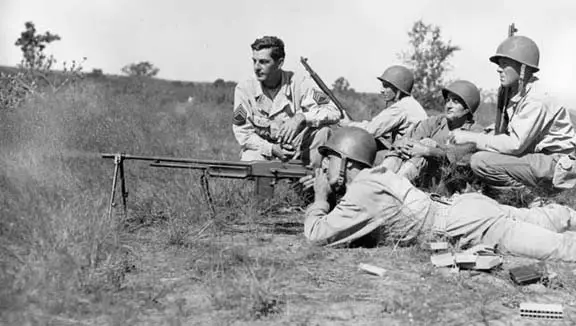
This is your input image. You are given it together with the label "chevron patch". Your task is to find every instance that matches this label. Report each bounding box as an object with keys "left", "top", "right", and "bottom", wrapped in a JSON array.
[
  {"left": 313, "top": 90, "right": 330, "bottom": 105},
  {"left": 233, "top": 104, "right": 247, "bottom": 126}
]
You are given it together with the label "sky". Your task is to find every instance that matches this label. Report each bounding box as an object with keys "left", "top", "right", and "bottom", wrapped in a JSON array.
[{"left": 1, "top": 0, "right": 576, "bottom": 107}]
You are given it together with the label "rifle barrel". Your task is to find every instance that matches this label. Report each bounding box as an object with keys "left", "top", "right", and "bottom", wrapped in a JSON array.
[
  {"left": 102, "top": 153, "right": 251, "bottom": 167},
  {"left": 101, "top": 153, "right": 304, "bottom": 167},
  {"left": 150, "top": 163, "right": 251, "bottom": 179}
]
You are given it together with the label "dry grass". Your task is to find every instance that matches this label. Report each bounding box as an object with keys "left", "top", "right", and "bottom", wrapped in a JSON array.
[{"left": 1, "top": 75, "right": 575, "bottom": 325}]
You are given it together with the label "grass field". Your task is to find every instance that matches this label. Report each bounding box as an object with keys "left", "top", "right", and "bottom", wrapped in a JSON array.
[{"left": 1, "top": 74, "right": 576, "bottom": 325}]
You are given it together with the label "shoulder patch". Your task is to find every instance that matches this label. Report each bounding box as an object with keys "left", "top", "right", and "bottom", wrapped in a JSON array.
[
  {"left": 233, "top": 104, "right": 247, "bottom": 126},
  {"left": 313, "top": 90, "right": 330, "bottom": 105}
]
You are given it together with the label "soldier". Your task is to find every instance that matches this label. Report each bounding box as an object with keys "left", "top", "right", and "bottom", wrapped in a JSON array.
[
  {"left": 450, "top": 36, "right": 576, "bottom": 201},
  {"left": 232, "top": 36, "right": 341, "bottom": 166},
  {"left": 305, "top": 127, "right": 576, "bottom": 261},
  {"left": 342, "top": 65, "right": 428, "bottom": 147},
  {"left": 383, "top": 80, "right": 483, "bottom": 184}
]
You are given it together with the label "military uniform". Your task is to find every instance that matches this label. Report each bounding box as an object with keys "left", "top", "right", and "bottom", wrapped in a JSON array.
[
  {"left": 232, "top": 70, "right": 341, "bottom": 165},
  {"left": 304, "top": 166, "right": 576, "bottom": 261},
  {"left": 342, "top": 96, "right": 427, "bottom": 143},
  {"left": 461, "top": 79, "right": 576, "bottom": 191},
  {"left": 382, "top": 115, "right": 483, "bottom": 181}
]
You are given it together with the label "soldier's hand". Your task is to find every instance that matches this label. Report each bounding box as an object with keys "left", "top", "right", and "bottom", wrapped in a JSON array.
[
  {"left": 278, "top": 113, "right": 306, "bottom": 144},
  {"left": 299, "top": 175, "right": 315, "bottom": 191},
  {"left": 449, "top": 130, "right": 477, "bottom": 145},
  {"left": 272, "top": 143, "right": 296, "bottom": 161},
  {"left": 313, "top": 167, "right": 331, "bottom": 202},
  {"left": 400, "top": 140, "right": 430, "bottom": 158}
]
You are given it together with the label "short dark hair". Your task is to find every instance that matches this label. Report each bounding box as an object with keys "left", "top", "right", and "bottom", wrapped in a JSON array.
[{"left": 251, "top": 36, "right": 285, "bottom": 61}]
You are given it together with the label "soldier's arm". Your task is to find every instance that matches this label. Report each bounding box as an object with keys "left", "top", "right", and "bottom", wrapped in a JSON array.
[
  {"left": 407, "top": 116, "right": 438, "bottom": 141},
  {"left": 344, "top": 106, "right": 406, "bottom": 138},
  {"left": 298, "top": 76, "right": 342, "bottom": 127},
  {"left": 467, "top": 101, "right": 547, "bottom": 155},
  {"left": 232, "top": 85, "right": 274, "bottom": 158},
  {"left": 304, "top": 198, "right": 374, "bottom": 246}
]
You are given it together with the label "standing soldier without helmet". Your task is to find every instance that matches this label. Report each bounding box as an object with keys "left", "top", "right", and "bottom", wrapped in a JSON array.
[
  {"left": 232, "top": 36, "right": 341, "bottom": 166},
  {"left": 450, "top": 35, "right": 576, "bottom": 202},
  {"left": 383, "top": 80, "right": 483, "bottom": 185},
  {"left": 341, "top": 65, "right": 428, "bottom": 149}
]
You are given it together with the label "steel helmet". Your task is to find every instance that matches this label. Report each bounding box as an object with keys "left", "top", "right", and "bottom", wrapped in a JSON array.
[
  {"left": 489, "top": 35, "right": 540, "bottom": 71},
  {"left": 318, "top": 127, "right": 377, "bottom": 167},
  {"left": 377, "top": 65, "right": 414, "bottom": 95},
  {"left": 442, "top": 80, "right": 481, "bottom": 113}
]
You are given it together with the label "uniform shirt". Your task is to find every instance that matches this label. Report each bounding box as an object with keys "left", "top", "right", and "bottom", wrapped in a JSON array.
[
  {"left": 343, "top": 96, "right": 428, "bottom": 142},
  {"left": 304, "top": 166, "right": 435, "bottom": 247},
  {"left": 232, "top": 70, "right": 341, "bottom": 158},
  {"left": 464, "top": 79, "right": 576, "bottom": 156},
  {"left": 407, "top": 114, "right": 482, "bottom": 145},
  {"left": 407, "top": 115, "right": 483, "bottom": 163}
]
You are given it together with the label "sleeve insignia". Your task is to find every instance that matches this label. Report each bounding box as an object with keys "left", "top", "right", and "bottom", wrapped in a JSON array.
[
  {"left": 233, "top": 104, "right": 247, "bottom": 126},
  {"left": 313, "top": 90, "right": 330, "bottom": 105}
]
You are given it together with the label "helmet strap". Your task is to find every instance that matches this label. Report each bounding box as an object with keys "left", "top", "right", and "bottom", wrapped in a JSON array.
[
  {"left": 518, "top": 64, "right": 526, "bottom": 97},
  {"left": 336, "top": 156, "right": 347, "bottom": 188}
]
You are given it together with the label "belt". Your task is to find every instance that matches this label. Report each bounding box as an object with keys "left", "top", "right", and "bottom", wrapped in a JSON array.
[{"left": 422, "top": 194, "right": 452, "bottom": 233}]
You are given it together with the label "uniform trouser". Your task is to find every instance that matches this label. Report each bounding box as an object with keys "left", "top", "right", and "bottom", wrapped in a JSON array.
[
  {"left": 240, "top": 126, "right": 331, "bottom": 167},
  {"left": 431, "top": 192, "right": 576, "bottom": 261},
  {"left": 470, "top": 151, "right": 560, "bottom": 193}
]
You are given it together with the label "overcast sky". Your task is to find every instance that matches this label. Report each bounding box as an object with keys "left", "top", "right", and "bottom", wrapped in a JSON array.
[{"left": 1, "top": 0, "right": 575, "bottom": 107}]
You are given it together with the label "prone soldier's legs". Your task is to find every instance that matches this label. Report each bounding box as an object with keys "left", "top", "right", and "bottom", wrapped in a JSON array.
[{"left": 433, "top": 192, "right": 576, "bottom": 261}]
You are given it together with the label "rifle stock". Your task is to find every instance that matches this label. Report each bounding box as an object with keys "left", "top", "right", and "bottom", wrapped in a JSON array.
[
  {"left": 301, "top": 57, "right": 392, "bottom": 149},
  {"left": 101, "top": 153, "right": 312, "bottom": 218},
  {"left": 300, "top": 57, "right": 351, "bottom": 120}
]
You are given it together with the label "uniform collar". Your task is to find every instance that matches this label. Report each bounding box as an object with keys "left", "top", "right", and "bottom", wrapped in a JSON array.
[
  {"left": 441, "top": 114, "right": 475, "bottom": 130},
  {"left": 254, "top": 70, "right": 292, "bottom": 102}
]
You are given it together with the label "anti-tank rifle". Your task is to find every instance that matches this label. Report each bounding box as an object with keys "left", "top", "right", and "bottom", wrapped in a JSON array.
[{"left": 101, "top": 153, "right": 312, "bottom": 219}]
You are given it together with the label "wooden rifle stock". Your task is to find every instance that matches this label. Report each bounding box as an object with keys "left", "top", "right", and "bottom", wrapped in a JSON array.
[{"left": 300, "top": 57, "right": 351, "bottom": 120}]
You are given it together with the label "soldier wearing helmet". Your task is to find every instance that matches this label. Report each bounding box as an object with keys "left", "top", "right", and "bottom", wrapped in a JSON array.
[
  {"left": 233, "top": 36, "right": 341, "bottom": 166},
  {"left": 379, "top": 80, "right": 484, "bottom": 185},
  {"left": 304, "top": 127, "right": 576, "bottom": 262},
  {"left": 341, "top": 65, "right": 427, "bottom": 148},
  {"left": 450, "top": 35, "right": 576, "bottom": 202}
]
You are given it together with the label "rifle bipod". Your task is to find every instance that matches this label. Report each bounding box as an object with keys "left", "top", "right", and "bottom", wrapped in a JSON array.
[
  {"left": 107, "top": 153, "right": 129, "bottom": 221},
  {"left": 200, "top": 170, "right": 217, "bottom": 218}
]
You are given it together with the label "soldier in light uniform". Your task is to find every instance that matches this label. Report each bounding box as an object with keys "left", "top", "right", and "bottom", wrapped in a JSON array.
[
  {"left": 305, "top": 127, "right": 576, "bottom": 261},
  {"left": 450, "top": 36, "right": 576, "bottom": 199},
  {"left": 341, "top": 65, "right": 428, "bottom": 147},
  {"left": 232, "top": 36, "right": 342, "bottom": 166},
  {"left": 384, "top": 80, "right": 484, "bottom": 183}
]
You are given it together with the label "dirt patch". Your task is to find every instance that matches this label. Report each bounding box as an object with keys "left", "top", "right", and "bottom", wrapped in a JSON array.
[{"left": 67, "top": 211, "right": 576, "bottom": 325}]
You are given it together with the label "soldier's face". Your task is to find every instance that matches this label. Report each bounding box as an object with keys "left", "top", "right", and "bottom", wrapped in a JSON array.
[
  {"left": 323, "top": 154, "right": 343, "bottom": 187},
  {"left": 444, "top": 94, "right": 470, "bottom": 122},
  {"left": 252, "top": 49, "right": 283, "bottom": 83},
  {"left": 380, "top": 82, "right": 397, "bottom": 102},
  {"left": 496, "top": 57, "right": 521, "bottom": 87}
]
